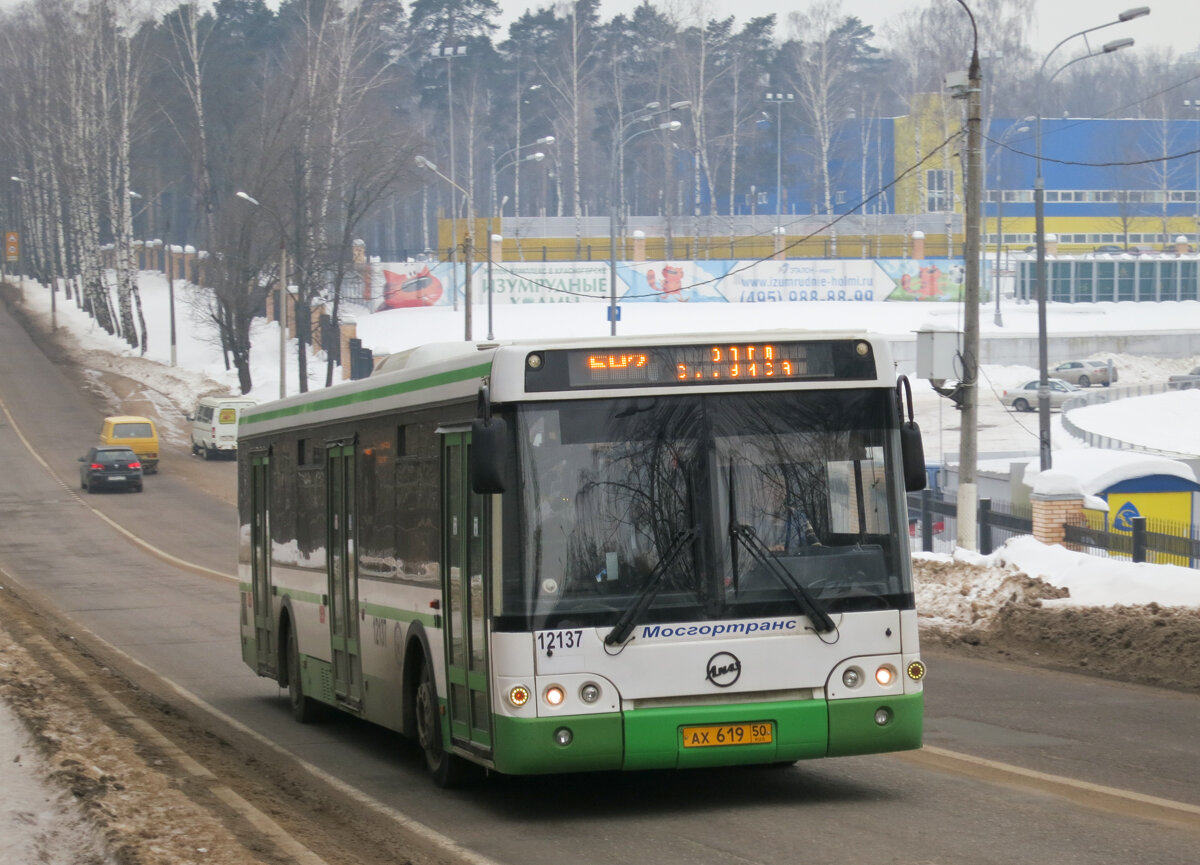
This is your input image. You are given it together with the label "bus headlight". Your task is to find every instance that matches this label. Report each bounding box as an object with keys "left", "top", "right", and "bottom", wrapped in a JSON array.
[
  {"left": 554, "top": 727, "right": 573, "bottom": 746},
  {"left": 842, "top": 667, "right": 863, "bottom": 688},
  {"left": 544, "top": 684, "right": 566, "bottom": 707},
  {"left": 875, "top": 665, "right": 896, "bottom": 687},
  {"left": 874, "top": 707, "right": 893, "bottom": 726},
  {"left": 580, "top": 682, "right": 601, "bottom": 703},
  {"left": 508, "top": 685, "right": 531, "bottom": 707}
]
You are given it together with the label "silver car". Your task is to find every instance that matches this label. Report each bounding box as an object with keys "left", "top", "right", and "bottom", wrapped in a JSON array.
[
  {"left": 1003, "top": 378, "right": 1081, "bottom": 412},
  {"left": 1052, "top": 359, "right": 1116, "bottom": 387}
]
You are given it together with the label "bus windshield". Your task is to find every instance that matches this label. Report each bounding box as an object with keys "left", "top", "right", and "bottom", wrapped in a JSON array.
[{"left": 509, "top": 391, "right": 913, "bottom": 632}]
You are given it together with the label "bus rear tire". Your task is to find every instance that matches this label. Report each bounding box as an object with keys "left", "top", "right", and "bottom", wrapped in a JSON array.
[
  {"left": 415, "top": 658, "right": 477, "bottom": 788},
  {"left": 287, "top": 626, "right": 325, "bottom": 724}
]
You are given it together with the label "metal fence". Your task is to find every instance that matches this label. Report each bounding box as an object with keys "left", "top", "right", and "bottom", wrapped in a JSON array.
[
  {"left": 1061, "top": 383, "right": 1199, "bottom": 460},
  {"left": 1063, "top": 513, "right": 1200, "bottom": 567},
  {"left": 906, "top": 491, "right": 1031, "bottom": 555},
  {"left": 908, "top": 490, "right": 1200, "bottom": 569}
]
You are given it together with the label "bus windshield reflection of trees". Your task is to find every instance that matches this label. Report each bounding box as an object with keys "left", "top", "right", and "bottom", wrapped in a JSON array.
[{"left": 511, "top": 391, "right": 912, "bottom": 631}]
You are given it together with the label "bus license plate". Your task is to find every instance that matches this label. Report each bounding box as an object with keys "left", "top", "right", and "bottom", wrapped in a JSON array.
[{"left": 681, "top": 722, "right": 773, "bottom": 748}]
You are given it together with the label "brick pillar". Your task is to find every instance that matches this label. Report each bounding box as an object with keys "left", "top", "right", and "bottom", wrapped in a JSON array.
[
  {"left": 310, "top": 304, "right": 325, "bottom": 352},
  {"left": 340, "top": 320, "right": 357, "bottom": 380},
  {"left": 1030, "top": 469, "right": 1085, "bottom": 548},
  {"left": 911, "top": 230, "right": 925, "bottom": 259},
  {"left": 632, "top": 230, "right": 646, "bottom": 262}
]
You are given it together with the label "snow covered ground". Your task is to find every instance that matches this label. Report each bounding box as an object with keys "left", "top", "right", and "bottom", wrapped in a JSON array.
[{"left": 2, "top": 272, "right": 1199, "bottom": 860}]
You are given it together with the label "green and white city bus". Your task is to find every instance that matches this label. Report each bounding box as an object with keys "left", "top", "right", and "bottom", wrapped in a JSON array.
[{"left": 237, "top": 331, "right": 929, "bottom": 786}]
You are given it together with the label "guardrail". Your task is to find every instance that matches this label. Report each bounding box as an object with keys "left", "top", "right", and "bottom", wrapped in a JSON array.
[{"left": 1061, "top": 383, "right": 1197, "bottom": 459}]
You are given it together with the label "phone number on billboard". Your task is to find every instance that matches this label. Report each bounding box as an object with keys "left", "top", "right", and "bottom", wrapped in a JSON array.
[{"left": 736, "top": 289, "right": 875, "bottom": 302}]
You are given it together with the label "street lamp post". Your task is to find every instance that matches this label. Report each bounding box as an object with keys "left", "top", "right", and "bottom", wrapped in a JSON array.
[
  {"left": 235, "top": 190, "right": 290, "bottom": 398},
  {"left": 491, "top": 140, "right": 551, "bottom": 218},
  {"left": 431, "top": 44, "right": 466, "bottom": 298},
  {"left": 609, "top": 117, "right": 684, "bottom": 335},
  {"left": 1035, "top": 8, "right": 1146, "bottom": 471},
  {"left": 948, "top": 0, "right": 983, "bottom": 552},
  {"left": 488, "top": 233, "right": 501, "bottom": 341},
  {"left": 416, "top": 155, "right": 476, "bottom": 340},
  {"left": 1186, "top": 98, "right": 1200, "bottom": 242},
  {"left": 615, "top": 101, "right": 690, "bottom": 245},
  {"left": 990, "top": 120, "right": 1031, "bottom": 326},
  {"left": 764, "top": 92, "right": 794, "bottom": 217}
]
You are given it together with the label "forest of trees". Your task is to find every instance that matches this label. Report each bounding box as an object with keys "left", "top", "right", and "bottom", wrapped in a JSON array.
[{"left": 0, "top": 0, "right": 1194, "bottom": 392}]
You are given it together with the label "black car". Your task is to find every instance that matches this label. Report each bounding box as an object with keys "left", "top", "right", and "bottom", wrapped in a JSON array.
[{"left": 79, "top": 445, "right": 144, "bottom": 493}]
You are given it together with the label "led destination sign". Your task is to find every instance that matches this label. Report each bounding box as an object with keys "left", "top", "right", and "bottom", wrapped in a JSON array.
[{"left": 524, "top": 339, "right": 877, "bottom": 392}]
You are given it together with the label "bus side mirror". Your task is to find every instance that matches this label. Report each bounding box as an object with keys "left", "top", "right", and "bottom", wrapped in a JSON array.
[
  {"left": 896, "top": 375, "right": 926, "bottom": 491},
  {"left": 900, "top": 423, "right": 926, "bottom": 492},
  {"left": 470, "top": 418, "right": 508, "bottom": 494}
]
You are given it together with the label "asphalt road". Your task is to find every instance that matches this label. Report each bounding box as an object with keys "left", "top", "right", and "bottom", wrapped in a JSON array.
[{"left": 1, "top": 288, "right": 1198, "bottom": 864}]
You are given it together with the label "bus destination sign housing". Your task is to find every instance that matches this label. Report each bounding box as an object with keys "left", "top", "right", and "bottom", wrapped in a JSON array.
[{"left": 524, "top": 339, "right": 876, "bottom": 391}]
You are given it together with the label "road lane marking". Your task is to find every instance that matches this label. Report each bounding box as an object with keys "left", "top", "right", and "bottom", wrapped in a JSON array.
[
  {"left": 895, "top": 745, "right": 1200, "bottom": 831},
  {"left": 0, "top": 397, "right": 235, "bottom": 582}
]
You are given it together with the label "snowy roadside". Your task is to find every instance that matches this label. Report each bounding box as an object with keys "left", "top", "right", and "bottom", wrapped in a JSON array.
[
  {"left": 2, "top": 278, "right": 1199, "bottom": 861},
  {"left": 0, "top": 593, "right": 274, "bottom": 865}
]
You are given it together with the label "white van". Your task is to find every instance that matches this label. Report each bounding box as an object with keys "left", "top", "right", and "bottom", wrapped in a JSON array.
[{"left": 189, "top": 397, "right": 256, "bottom": 459}]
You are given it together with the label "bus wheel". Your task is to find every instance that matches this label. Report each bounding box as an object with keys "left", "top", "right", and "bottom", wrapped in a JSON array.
[
  {"left": 415, "top": 658, "right": 476, "bottom": 788},
  {"left": 287, "top": 626, "right": 324, "bottom": 724}
]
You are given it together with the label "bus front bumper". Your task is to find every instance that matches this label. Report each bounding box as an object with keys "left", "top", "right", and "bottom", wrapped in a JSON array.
[{"left": 490, "top": 692, "right": 923, "bottom": 775}]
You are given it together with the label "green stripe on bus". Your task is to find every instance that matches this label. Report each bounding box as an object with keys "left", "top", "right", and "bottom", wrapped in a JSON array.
[
  {"left": 278, "top": 588, "right": 325, "bottom": 606},
  {"left": 241, "top": 362, "right": 492, "bottom": 427},
  {"left": 362, "top": 601, "right": 438, "bottom": 628}
]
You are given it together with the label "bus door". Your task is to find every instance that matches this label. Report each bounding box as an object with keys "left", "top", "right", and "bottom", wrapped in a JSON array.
[
  {"left": 440, "top": 430, "right": 493, "bottom": 756},
  {"left": 250, "top": 451, "right": 275, "bottom": 676},
  {"left": 327, "top": 441, "right": 363, "bottom": 709}
]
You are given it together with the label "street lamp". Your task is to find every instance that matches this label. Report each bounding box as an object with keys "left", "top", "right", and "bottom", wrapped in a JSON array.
[
  {"left": 431, "top": 44, "right": 467, "bottom": 274},
  {"left": 235, "top": 190, "right": 290, "bottom": 398},
  {"left": 1034, "top": 8, "right": 1146, "bottom": 471},
  {"left": 948, "top": 0, "right": 983, "bottom": 552},
  {"left": 490, "top": 140, "right": 551, "bottom": 218},
  {"left": 609, "top": 118, "right": 684, "bottom": 335},
  {"left": 615, "top": 101, "right": 690, "bottom": 240},
  {"left": 1185, "top": 98, "right": 1200, "bottom": 242},
  {"left": 764, "top": 92, "right": 794, "bottom": 217},
  {"left": 416, "top": 155, "right": 476, "bottom": 340},
  {"left": 989, "top": 119, "right": 1032, "bottom": 326}
]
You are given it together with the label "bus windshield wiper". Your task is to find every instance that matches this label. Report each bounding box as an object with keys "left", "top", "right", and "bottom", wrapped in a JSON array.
[
  {"left": 725, "top": 461, "right": 834, "bottom": 632},
  {"left": 729, "top": 523, "right": 835, "bottom": 632},
  {"left": 603, "top": 526, "right": 697, "bottom": 646}
]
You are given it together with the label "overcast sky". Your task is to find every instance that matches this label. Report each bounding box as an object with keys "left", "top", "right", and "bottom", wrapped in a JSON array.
[{"left": 495, "top": 0, "right": 1195, "bottom": 56}]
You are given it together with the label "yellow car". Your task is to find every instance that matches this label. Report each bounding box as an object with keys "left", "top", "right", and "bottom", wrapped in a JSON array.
[{"left": 99, "top": 415, "right": 160, "bottom": 474}]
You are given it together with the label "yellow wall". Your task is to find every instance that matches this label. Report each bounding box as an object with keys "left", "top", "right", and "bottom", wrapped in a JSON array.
[
  {"left": 893, "top": 93, "right": 964, "bottom": 217},
  {"left": 1105, "top": 491, "right": 1195, "bottom": 566}
]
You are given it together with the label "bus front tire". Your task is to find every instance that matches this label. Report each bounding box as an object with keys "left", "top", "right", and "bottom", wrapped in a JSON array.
[
  {"left": 415, "top": 658, "right": 477, "bottom": 788},
  {"left": 287, "top": 626, "right": 324, "bottom": 724}
]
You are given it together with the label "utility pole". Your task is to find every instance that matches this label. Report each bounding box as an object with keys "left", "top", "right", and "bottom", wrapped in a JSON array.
[{"left": 954, "top": 5, "right": 983, "bottom": 551}]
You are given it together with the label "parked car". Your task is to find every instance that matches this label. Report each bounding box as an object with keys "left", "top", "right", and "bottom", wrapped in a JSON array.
[
  {"left": 79, "top": 445, "right": 144, "bottom": 493},
  {"left": 1167, "top": 366, "right": 1200, "bottom": 390},
  {"left": 1052, "top": 359, "right": 1117, "bottom": 387},
  {"left": 1093, "top": 244, "right": 1126, "bottom": 255},
  {"left": 188, "top": 396, "right": 256, "bottom": 460},
  {"left": 1002, "top": 378, "right": 1081, "bottom": 412}
]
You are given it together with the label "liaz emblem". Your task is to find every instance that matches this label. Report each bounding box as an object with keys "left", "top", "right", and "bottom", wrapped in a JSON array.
[{"left": 705, "top": 651, "right": 742, "bottom": 688}]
